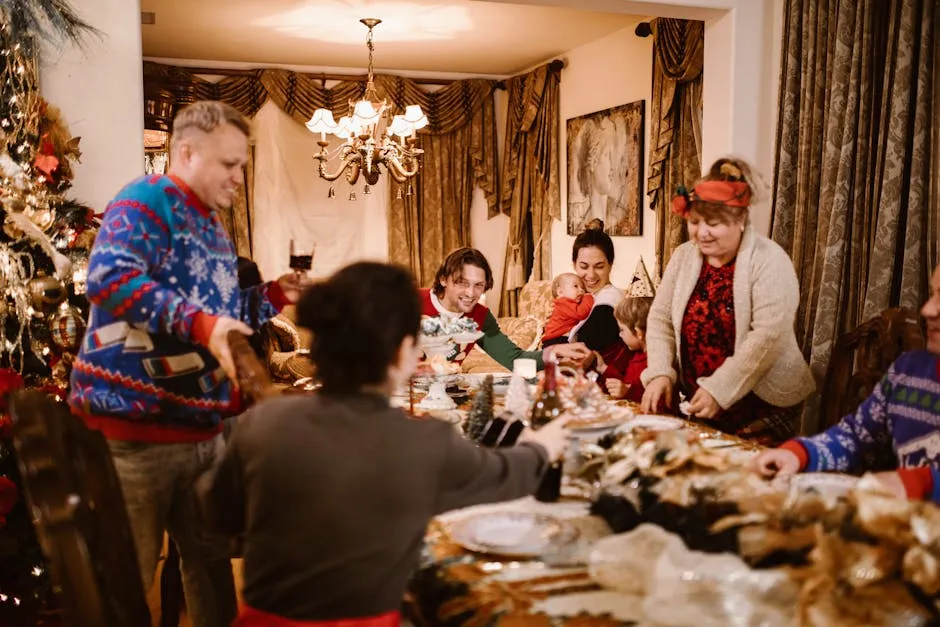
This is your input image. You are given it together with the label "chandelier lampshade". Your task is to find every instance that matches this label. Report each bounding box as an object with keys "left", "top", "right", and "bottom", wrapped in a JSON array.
[{"left": 306, "top": 18, "right": 425, "bottom": 195}]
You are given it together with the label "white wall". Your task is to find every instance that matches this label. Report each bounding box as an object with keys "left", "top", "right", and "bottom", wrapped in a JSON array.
[
  {"left": 701, "top": 0, "right": 783, "bottom": 235},
  {"left": 552, "top": 23, "right": 656, "bottom": 289},
  {"left": 39, "top": 0, "right": 144, "bottom": 212}
]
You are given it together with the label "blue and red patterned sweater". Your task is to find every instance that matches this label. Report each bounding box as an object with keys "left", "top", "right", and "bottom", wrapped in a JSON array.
[
  {"left": 783, "top": 350, "right": 940, "bottom": 502},
  {"left": 68, "top": 175, "right": 287, "bottom": 442}
]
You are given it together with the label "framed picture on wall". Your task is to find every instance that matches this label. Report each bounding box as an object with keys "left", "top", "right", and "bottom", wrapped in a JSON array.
[{"left": 566, "top": 100, "right": 645, "bottom": 236}]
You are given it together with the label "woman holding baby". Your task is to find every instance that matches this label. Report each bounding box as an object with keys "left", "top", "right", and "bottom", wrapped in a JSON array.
[
  {"left": 567, "top": 219, "right": 628, "bottom": 366},
  {"left": 640, "top": 158, "right": 814, "bottom": 445}
]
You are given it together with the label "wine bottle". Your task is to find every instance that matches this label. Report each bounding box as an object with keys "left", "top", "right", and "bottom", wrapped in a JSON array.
[
  {"left": 530, "top": 357, "right": 563, "bottom": 427},
  {"left": 534, "top": 463, "right": 562, "bottom": 502},
  {"left": 530, "top": 356, "right": 564, "bottom": 502},
  {"left": 497, "top": 417, "right": 525, "bottom": 447},
  {"left": 478, "top": 417, "right": 507, "bottom": 447}
]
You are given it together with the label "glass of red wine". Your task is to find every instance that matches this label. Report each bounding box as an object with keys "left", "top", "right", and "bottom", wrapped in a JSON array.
[{"left": 289, "top": 239, "right": 315, "bottom": 276}]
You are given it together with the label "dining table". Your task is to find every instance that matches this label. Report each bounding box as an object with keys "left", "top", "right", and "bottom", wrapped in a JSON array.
[{"left": 400, "top": 382, "right": 765, "bottom": 627}]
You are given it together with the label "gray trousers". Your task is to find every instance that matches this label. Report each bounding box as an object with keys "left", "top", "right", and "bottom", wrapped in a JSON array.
[{"left": 108, "top": 434, "right": 237, "bottom": 627}]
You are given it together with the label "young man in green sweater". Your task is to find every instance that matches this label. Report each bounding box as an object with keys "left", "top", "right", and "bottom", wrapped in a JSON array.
[{"left": 419, "top": 247, "right": 590, "bottom": 370}]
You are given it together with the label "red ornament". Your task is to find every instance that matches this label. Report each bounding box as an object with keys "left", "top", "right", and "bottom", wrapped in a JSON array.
[
  {"left": 0, "top": 476, "right": 18, "bottom": 530},
  {"left": 0, "top": 369, "right": 24, "bottom": 414}
]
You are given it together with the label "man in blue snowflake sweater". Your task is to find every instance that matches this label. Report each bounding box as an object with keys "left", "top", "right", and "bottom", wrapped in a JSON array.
[
  {"left": 68, "top": 101, "right": 303, "bottom": 627},
  {"left": 755, "top": 263, "right": 940, "bottom": 503}
]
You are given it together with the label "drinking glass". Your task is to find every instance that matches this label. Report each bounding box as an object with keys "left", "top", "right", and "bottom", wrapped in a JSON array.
[{"left": 289, "top": 239, "right": 316, "bottom": 276}]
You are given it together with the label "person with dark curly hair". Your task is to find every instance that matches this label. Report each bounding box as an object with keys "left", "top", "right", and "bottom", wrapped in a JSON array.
[{"left": 198, "top": 261, "right": 572, "bottom": 626}]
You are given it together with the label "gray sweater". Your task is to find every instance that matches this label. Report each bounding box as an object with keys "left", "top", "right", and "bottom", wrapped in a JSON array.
[{"left": 198, "top": 391, "right": 548, "bottom": 620}]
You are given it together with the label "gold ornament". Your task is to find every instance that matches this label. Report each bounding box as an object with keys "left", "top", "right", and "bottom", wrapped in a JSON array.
[
  {"left": 28, "top": 275, "right": 66, "bottom": 312},
  {"left": 25, "top": 206, "right": 54, "bottom": 231}
]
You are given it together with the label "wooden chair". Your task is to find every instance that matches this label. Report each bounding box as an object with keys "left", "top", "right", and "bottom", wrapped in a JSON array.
[
  {"left": 819, "top": 307, "right": 925, "bottom": 431},
  {"left": 9, "top": 390, "right": 151, "bottom": 627}
]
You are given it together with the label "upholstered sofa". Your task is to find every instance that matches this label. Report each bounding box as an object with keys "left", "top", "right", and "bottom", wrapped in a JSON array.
[{"left": 461, "top": 280, "right": 554, "bottom": 373}]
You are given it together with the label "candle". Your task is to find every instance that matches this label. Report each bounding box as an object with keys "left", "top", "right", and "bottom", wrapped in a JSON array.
[{"left": 513, "top": 358, "right": 537, "bottom": 380}]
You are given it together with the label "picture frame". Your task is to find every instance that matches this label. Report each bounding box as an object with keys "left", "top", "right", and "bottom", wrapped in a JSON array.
[{"left": 566, "top": 100, "right": 645, "bottom": 236}]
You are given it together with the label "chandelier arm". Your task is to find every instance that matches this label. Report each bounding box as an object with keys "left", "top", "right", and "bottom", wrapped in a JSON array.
[
  {"left": 384, "top": 157, "right": 407, "bottom": 184},
  {"left": 345, "top": 161, "right": 362, "bottom": 185},
  {"left": 387, "top": 155, "right": 420, "bottom": 181},
  {"left": 316, "top": 154, "right": 358, "bottom": 182}
]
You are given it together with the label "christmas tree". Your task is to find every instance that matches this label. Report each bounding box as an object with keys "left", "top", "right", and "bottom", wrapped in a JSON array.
[
  {"left": 0, "top": 1, "right": 99, "bottom": 623},
  {"left": 464, "top": 375, "right": 494, "bottom": 442}
]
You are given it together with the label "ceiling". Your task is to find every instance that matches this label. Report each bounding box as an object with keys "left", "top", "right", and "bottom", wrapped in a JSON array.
[{"left": 139, "top": 0, "right": 647, "bottom": 76}]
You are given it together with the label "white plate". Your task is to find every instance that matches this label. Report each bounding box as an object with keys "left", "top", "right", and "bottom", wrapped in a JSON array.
[
  {"left": 699, "top": 435, "right": 740, "bottom": 449},
  {"left": 617, "top": 414, "right": 684, "bottom": 433},
  {"left": 449, "top": 511, "right": 579, "bottom": 558},
  {"left": 785, "top": 473, "right": 858, "bottom": 498},
  {"left": 417, "top": 394, "right": 457, "bottom": 411},
  {"left": 462, "top": 373, "right": 513, "bottom": 386},
  {"left": 451, "top": 331, "right": 484, "bottom": 345},
  {"left": 569, "top": 417, "right": 630, "bottom": 432}
]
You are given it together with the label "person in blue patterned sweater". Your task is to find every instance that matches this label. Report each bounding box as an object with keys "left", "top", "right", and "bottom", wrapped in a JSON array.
[
  {"left": 754, "top": 263, "right": 940, "bottom": 502},
  {"left": 68, "top": 101, "right": 303, "bottom": 627}
]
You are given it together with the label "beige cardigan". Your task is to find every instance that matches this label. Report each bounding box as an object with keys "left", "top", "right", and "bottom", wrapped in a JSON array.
[{"left": 641, "top": 226, "right": 815, "bottom": 409}]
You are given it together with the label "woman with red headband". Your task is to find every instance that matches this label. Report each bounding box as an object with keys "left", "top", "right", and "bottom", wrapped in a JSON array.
[{"left": 639, "top": 158, "right": 814, "bottom": 444}]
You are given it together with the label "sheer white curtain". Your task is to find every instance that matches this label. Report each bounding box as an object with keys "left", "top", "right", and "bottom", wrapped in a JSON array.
[{"left": 251, "top": 101, "right": 389, "bottom": 282}]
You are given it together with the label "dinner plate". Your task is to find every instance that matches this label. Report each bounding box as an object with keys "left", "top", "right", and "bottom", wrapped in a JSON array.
[
  {"left": 569, "top": 416, "right": 630, "bottom": 432},
  {"left": 451, "top": 331, "right": 484, "bottom": 344},
  {"left": 785, "top": 473, "right": 858, "bottom": 498},
  {"left": 462, "top": 373, "right": 513, "bottom": 387},
  {"left": 616, "top": 414, "right": 684, "bottom": 433},
  {"left": 698, "top": 435, "right": 740, "bottom": 449},
  {"left": 566, "top": 406, "right": 635, "bottom": 432},
  {"left": 449, "top": 511, "right": 579, "bottom": 558}
]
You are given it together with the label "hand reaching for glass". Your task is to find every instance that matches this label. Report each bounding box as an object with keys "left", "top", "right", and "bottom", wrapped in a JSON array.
[{"left": 545, "top": 342, "right": 591, "bottom": 367}]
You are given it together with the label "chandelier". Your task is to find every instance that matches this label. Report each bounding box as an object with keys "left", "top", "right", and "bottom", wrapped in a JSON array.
[{"left": 305, "top": 18, "right": 427, "bottom": 199}]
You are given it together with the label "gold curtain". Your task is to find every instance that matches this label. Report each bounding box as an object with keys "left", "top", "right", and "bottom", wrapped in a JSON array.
[
  {"left": 498, "top": 62, "right": 562, "bottom": 316},
  {"left": 771, "top": 0, "right": 937, "bottom": 434},
  {"left": 647, "top": 19, "right": 704, "bottom": 279},
  {"left": 387, "top": 90, "right": 499, "bottom": 286},
  {"left": 142, "top": 62, "right": 500, "bottom": 280}
]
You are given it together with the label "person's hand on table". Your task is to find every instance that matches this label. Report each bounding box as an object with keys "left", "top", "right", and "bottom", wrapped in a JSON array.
[
  {"left": 641, "top": 376, "right": 672, "bottom": 413},
  {"left": 686, "top": 388, "right": 721, "bottom": 419},
  {"left": 751, "top": 448, "right": 801, "bottom": 478},
  {"left": 606, "top": 379, "right": 627, "bottom": 399},
  {"left": 545, "top": 342, "right": 591, "bottom": 367},
  {"left": 519, "top": 415, "right": 572, "bottom": 462}
]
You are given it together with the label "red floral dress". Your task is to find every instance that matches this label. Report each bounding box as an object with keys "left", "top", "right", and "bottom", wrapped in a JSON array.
[{"left": 680, "top": 260, "right": 797, "bottom": 445}]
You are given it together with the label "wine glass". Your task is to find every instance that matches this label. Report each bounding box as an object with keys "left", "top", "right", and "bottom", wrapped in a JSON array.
[{"left": 289, "top": 239, "right": 316, "bottom": 277}]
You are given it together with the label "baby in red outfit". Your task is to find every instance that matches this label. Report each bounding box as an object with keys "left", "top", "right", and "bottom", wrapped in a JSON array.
[{"left": 541, "top": 273, "right": 594, "bottom": 347}]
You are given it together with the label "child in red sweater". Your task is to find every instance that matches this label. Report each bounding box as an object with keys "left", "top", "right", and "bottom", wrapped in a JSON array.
[
  {"left": 595, "top": 297, "right": 653, "bottom": 403},
  {"left": 542, "top": 273, "right": 595, "bottom": 347}
]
